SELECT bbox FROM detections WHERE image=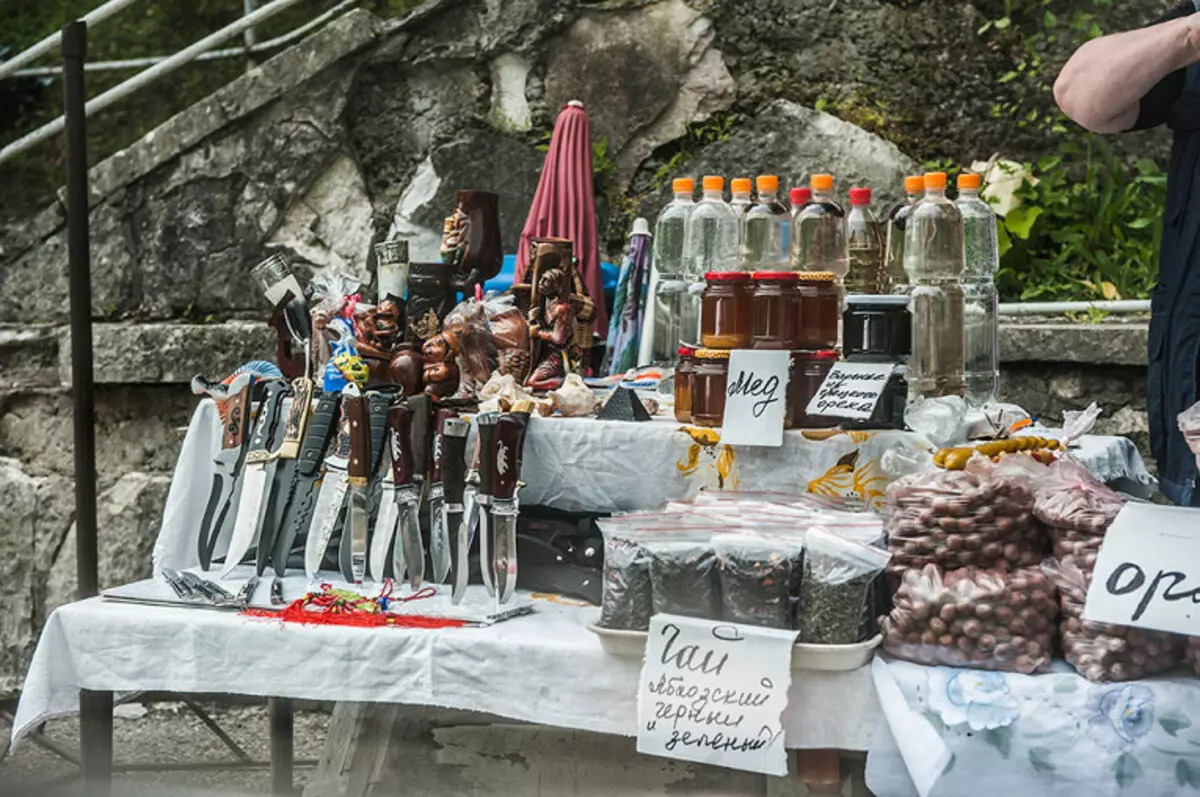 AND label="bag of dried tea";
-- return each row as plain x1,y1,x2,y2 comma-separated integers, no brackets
713,530,804,629
1044,559,1182,682
882,564,1057,674
796,527,890,644
645,532,720,621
